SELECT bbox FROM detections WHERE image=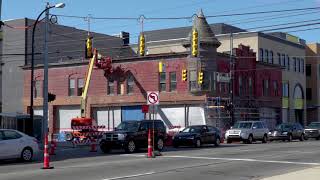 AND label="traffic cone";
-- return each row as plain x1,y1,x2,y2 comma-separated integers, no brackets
147,129,154,158
90,138,97,152
42,134,54,169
